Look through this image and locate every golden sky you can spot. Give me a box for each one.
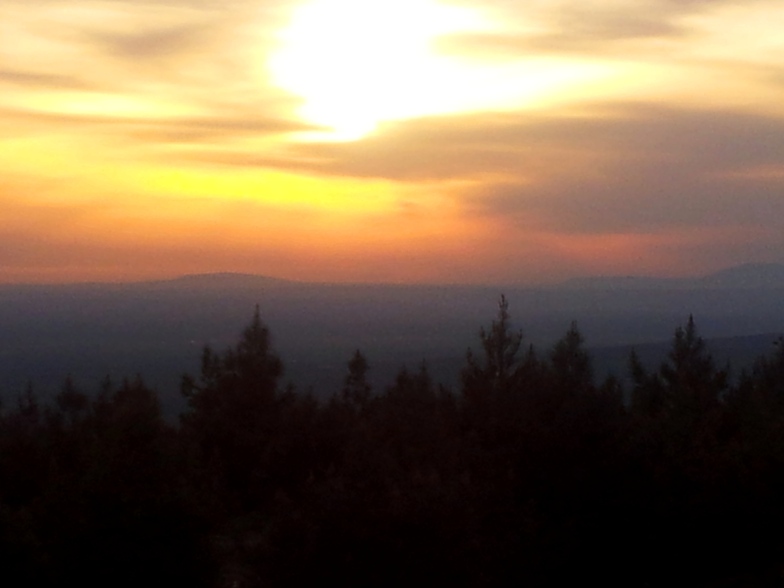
[2,0,783,284]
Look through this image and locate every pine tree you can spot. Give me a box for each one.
[549,321,593,396]
[658,315,726,416]
[180,306,284,507]
[342,350,371,409]
[462,295,524,398]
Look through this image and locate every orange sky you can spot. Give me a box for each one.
[2,0,783,284]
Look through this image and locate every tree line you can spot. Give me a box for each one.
[2,298,784,586]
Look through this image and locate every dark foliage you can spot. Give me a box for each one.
[0,377,209,587]
[2,301,784,586]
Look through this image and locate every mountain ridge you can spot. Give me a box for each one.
[3,262,784,290]
[561,262,784,290]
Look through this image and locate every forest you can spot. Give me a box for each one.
[2,298,784,587]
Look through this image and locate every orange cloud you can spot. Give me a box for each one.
[2,0,784,284]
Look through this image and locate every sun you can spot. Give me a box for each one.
[268,0,618,142]
[268,0,481,141]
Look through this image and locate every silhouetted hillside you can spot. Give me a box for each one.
[699,262,784,288]
[562,262,784,290]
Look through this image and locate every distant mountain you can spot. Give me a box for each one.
[158,262,784,290]
[562,262,784,290]
[559,275,688,291]
[698,263,784,288]
[148,273,298,290]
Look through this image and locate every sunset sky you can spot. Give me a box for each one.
[2,0,783,284]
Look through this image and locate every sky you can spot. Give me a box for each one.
[1,0,783,284]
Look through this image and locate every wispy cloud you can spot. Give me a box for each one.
[1,0,783,282]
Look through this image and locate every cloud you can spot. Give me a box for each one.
[0,106,314,164]
[0,0,292,92]
[179,111,556,178]
[181,102,784,240]
[86,23,218,63]
[436,15,682,59]
[0,0,311,157]
[2,0,783,282]
[437,0,777,60]
[188,102,783,177]
[0,69,92,91]
[127,115,319,144]
[456,105,784,234]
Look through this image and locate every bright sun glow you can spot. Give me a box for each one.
[269,0,619,141]
[269,0,488,140]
